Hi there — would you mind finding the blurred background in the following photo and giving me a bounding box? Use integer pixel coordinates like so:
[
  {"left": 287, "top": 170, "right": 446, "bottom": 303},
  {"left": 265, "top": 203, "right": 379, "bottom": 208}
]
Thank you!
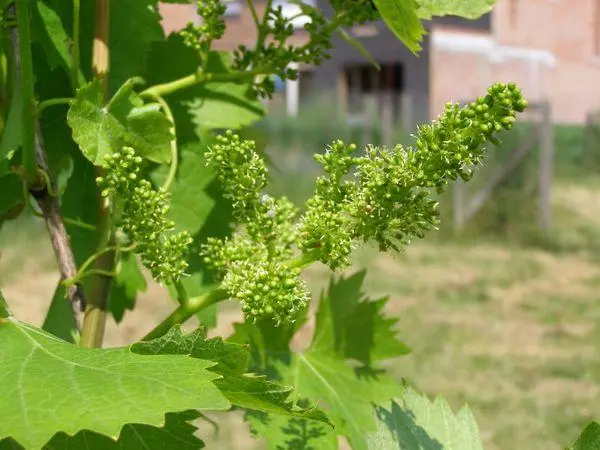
[{"left": 3, "top": 1, "right": 600, "bottom": 448}]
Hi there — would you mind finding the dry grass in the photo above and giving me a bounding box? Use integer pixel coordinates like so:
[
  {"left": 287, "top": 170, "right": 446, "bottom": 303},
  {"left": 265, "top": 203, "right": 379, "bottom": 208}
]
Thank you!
[{"left": 2, "top": 178, "right": 600, "bottom": 449}]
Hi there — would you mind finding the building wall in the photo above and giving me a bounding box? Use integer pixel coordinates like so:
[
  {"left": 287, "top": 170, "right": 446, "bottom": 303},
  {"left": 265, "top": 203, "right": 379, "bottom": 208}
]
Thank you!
[{"left": 430, "top": 0, "right": 600, "bottom": 124}]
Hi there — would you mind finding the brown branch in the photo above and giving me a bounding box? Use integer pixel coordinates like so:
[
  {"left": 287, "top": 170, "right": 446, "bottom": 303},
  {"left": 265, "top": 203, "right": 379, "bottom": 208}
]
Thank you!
[
  {"left": 31, "top": 126, "right": 86, "bottom": 330},
  {"left": 9, "top": 5, "right": 86, "bottom": 330}
]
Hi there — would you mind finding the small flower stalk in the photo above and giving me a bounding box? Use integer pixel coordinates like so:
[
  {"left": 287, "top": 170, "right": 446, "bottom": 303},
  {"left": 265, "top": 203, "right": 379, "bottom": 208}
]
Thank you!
[
  {"left": 96, "top": 147, "right": 192, "bottom": 283},
  {"left": 201, "top": 82, "right": 527, "bottom": 325}
]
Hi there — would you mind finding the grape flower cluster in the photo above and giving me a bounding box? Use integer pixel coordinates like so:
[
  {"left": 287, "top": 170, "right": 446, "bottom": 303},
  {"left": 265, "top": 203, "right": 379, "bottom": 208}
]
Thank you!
[
  {"left": 177, "top": 0, "right": 385, "bottom": 99},
  {"left": 96, "top": 147, "right": 192, "bottom": 283},
  {"left": 202, "top": 132, "right": 308, "bottom": 324},
  {"left": 202, "top": 82, "right": 527, "bottom": 324},
  {"left": 180, "top": 0, "right": 227, "bottom": 54},
  {"left": 232, "top": 3, "right": 334, "bottom": 98},
  {"left": 300, "top": 81, "right": 528, "bottom": 265}
]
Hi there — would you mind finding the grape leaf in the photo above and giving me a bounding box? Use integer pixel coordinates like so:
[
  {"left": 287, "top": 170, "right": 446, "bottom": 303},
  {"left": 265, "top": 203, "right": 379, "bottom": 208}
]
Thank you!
[
  {"left": 0, "top": 88, "right": 22, "bottom": 161},
  {"left": 336, "top": 28, "right": 380, "bottom": 70},
  {"left": 152, "top": 143, "right": 216, "bottom": 236},
  {"left": 571, "top": 422, "right": 600, "bottom": 450},
  {"left": 313, "top": 270, "right": 410, "bottom": 367},
  {"left": 67, "top": 78, "right": 173, "bottom": 165},
  {"left": 132, "top": 326, "right": 331, "bottom": 425},
  {"left": 30, "top": 0, "right": 73, "bottom": 75},
  {"left": 235, "top": 271, "right": 409, "bottom": 450},
  {"left": 248, "top": 414, "right": 338, "bottom": 450},
  {"left": 187, "top": 52, "right": 265, "bottom": 130},
  {"left": 367, "top": 387, "right": 483, "bottom": 450},
  {"left": 58, "top": 149, "right": 99, "bottom": 268},
  {"left": 41, "top": 281, "right": 77, "bottom": 343},
  {"left": 0, "top": 411, "right": 205, "bottom": 450},
  {"left": 371, "top": 0, "right": 425, "bottom": 53},
  {"left": 109, "top": 0, "right": 165, "bottom": 95},
  {"left": 110, "top": 252, "right": 147, "bottom": 323},
  {"left": 0, "top": 318, "right": 229, "bottom": 449},
  {"left": 0, "top": 174, "right": 24, "bottom": 219},
  {"left": 417, "top": 0, "right": 496, "bottom": 19}
]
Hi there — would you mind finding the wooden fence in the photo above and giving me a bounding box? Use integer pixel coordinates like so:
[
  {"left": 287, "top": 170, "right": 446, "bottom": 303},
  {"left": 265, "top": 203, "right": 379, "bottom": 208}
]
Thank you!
[{"left": 452, "top": 101, "right": 554, "bottom": 232}]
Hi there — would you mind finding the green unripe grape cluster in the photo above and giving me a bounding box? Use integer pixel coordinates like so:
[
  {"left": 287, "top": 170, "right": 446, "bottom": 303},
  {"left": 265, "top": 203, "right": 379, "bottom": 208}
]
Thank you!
[
  {"left": 181, "top": 0, "right": 227, "bottom": 52},
  {"left": 203, "top": 133, "right": 306, "bottom": 323},
  {"left": 232, "top": 4, "right": 333, "bottom": 98},
  {"left": 96, "top": 147, "right": 192, "bottom": 282},
  {"left": 202, "top": 82, "right": 527, "bottom": 324}
]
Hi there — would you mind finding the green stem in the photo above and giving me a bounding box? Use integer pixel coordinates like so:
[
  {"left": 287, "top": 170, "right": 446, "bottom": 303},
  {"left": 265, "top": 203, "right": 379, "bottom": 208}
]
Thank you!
[
  {"left": 71, "top": 0, "right": 81, "bottom": 89},
  {"left": 77, "top": 242, "right": 135, "bottom": 279},
  {"left": 289, "top": 249, "right": 321, "bottom": 269},
  {"left": 64, "top": 268, "right": 117, "bottom": 286},
  {"left": 142, "top": 288, "right": 228, "bottom": 341},
  {"left": 255, "top": 0, "right": 273, "bottom": 51},
  {"left": 62, "top": 217, "right": 96, "bottom": 231},
  {"left": 36, "top": 168, "right": 58, "bottom": 197},
  {"left": 38, "top": 97, "right": 73, "bottom": 114},
  {"left": 140, "top": 66, "right": 272, "bottom": 98},
  {"left": 146, "top": 92, "right": 178, "bottom": 190},
  {"left": 172, "top": 278, "right": 190, "bottom": 306},
  {"left": 15, "top": 0, "right": 36, "bottom": 181},
  {"left": 245, "top": 0, "right": 260, "bottom": 29}
]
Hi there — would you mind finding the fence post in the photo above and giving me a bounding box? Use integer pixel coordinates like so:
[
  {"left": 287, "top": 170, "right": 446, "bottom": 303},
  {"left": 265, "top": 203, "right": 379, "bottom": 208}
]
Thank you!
[{"left": 538, "top": 102, "right": 553, "bottom": 231}]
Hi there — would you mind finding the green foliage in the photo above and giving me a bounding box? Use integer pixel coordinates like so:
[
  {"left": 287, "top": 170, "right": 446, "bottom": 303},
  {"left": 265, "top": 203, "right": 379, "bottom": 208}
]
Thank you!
[
  {"left": 201, "top": 83, "right": 527, "bottom": 324},
  {"left": 1, "top": 411, "right": 206, "bottom": 450},
  {"left": 371, "top": 0, "right": 425, "bottom": 53},
  {"left": 131, "top": 326, "right": 331, "bottom": 425},
  {"left": 570, "top": 422, "right": 600, "bottom": 450},
  {"left": 67, "top": 78, "right": 173, "bottom": 165},
  {"left": 367, "top": 387, "right": 483, "bottom": 449},
  {"left": 234, "top": 272, "right": 409, "bottom": 449},
  {"left": 0, "top": 317, "right": 228, "bottom": 448},
  {"left": 417, "top": 0, "right": 497, "bottom": 20},
  {"left": 1, "top": 0, "right": 574, "bottom": 449},
  {"left": 110, "top": 252, "right": 147, "bottom": 323},
  {"left": 97, "top": 146, "right": 192, "bottom": 282}
]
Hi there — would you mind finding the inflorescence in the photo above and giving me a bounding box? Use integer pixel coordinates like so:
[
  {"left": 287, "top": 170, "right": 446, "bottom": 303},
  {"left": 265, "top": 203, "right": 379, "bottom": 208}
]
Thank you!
[
  {"left": 96, "top": 147, "right": 192, "bottom": 283},
  {"left": 202, "top": 82, "right": 527, "bottom": 324},
  {"left": 202, "top": 132, "right": 308, "bottom": 325},
  {"left": 179, "top": 0, "right": 380, "bottom": 98}
]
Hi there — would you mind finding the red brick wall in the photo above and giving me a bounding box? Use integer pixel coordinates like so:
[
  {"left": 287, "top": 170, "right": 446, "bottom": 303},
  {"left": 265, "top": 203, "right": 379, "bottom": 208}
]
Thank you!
[{"left": 431, "top": 0, "right": 600, "bottom": 124}]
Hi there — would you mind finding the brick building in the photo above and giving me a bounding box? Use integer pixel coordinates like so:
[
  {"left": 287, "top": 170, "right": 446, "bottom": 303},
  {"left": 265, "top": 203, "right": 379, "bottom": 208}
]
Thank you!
[{"left": 159, "top": 0, "right": 600, "bottom": 124}]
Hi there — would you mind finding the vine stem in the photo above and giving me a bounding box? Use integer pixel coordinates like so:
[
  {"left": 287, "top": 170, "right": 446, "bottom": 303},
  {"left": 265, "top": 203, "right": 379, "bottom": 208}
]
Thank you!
[
  {"left": 38, "top": 97, "right": 73, "bottom": 114},
  {"left": 245, "top": 0, "right": 260, "bottom": 29},
  {"left": 140, "top": 66, "right": 272, "bottom": 99},
  {"left": 9, "top": 5, "right": 87, "bottom": 330},
  {"left": 142, "top": 288, "right": 229, "bottom": 341},
  {"left": 71, "top": 0, "right": 81, "bottom": 89},
  {"left": 145, "top": 92, "right": 178, "bottom": 190},
  {"left": 172, "top": 279, "right": 190, "bottom": 306},
  {"left": 80, "top": 0, "right": 113, "bottom": 349},
  {"left": 142, "top": 250, "right": 321, "bottom": 340}
]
